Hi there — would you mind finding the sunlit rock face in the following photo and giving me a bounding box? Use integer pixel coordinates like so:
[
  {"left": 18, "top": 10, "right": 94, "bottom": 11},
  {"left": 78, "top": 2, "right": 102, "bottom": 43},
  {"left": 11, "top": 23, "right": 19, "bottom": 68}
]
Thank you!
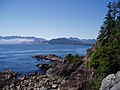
[{"left": 100, "top": 71, "right": 120, "bottom": 90}]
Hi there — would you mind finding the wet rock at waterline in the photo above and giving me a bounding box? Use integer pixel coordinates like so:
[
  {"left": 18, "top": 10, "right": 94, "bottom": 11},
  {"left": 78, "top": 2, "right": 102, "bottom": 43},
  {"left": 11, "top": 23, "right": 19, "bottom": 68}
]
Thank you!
[{"left": 33, "top": 54, "right": 64, "bottom": 61}]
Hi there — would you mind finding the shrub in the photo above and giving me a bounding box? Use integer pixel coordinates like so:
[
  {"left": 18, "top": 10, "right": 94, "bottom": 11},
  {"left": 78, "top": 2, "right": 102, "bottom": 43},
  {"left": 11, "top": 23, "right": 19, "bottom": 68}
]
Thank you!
[{"left": 65, "top": 53, "right": 84, "bottom": 64}]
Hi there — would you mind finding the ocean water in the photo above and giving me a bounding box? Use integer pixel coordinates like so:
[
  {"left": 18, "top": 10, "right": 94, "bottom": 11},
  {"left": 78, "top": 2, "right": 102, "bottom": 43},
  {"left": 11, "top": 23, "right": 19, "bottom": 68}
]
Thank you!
[{"left": 0, "top": 44, "right": 91, "bottom": 74}]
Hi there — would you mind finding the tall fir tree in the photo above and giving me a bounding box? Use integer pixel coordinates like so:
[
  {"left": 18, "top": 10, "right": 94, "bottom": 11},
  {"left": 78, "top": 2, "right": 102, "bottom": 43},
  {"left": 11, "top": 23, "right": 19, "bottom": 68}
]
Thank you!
[{"left": 89, "top": 0, "right": 120, "bottom": 76}]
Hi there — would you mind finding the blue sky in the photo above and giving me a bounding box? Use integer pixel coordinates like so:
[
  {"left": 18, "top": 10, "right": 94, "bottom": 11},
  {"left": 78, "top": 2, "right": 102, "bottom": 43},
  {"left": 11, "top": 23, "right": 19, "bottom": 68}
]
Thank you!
[{"left": 0, "top": 0, "right": 117, "bottom": 40}]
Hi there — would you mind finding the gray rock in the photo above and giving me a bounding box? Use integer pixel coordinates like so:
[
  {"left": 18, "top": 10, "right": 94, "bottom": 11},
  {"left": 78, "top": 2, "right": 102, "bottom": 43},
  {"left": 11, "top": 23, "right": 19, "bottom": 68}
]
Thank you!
[
  {"left": 0, "top": 70, "right": 18, "bottom": 89},
  {"left": 36, "top": 64, "right": 52, "bottom": 71},
  {"left": 117, "top": 71, "right": 120, "bottom": 77},
  {"left": 100, "top": 71, "right": 120, "bottom": 90},
  {"left": 40, "top": 86, "right": 48, "bottom": 90},
  {"left": 52, "top": 84, "right": 58, "bottom": 89},
  {"left": 33, "top": 54, "right": 64, "bottom": 61},
  {"left": 111, "top": 81, "right": 120, "bottom": 90}
]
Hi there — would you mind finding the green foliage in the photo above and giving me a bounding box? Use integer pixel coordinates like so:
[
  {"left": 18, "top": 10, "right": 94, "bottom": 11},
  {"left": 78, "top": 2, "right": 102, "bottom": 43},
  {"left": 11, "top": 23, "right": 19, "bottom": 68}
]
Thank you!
[
  {"left": 89, "top": 1, "right": 120, "bottom": 89},
  {"left": 89, "top": 51, "right": 100, "bottom": 69},
  {"left": 65, "top": 53, "right": 73, "bottom": 61},
  {"left": 87, "top": 48, "right": 93, "bottom": 57},
  {"left": 65, "top": 53, "right": 83, "bottom": 64},
  {"left": 90, "top": 76, "right": 104, "bottom": 90},
  {"left": 89, "top": 0, "right": 120, "bottom": 75},
  {"left": 72, "top": 54, "right": 83, "bottom": 64}
]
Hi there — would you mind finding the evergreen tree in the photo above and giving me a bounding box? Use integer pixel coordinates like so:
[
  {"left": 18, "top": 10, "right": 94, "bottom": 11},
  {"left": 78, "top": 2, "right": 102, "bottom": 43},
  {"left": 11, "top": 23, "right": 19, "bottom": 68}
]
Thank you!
[
  {"left": 89, "top": 1, "right": 120, "bottom": 76},
  {"left": 97, "top": 2, "right": 117, "bottom": 46},
  {"left": 89, "top": 1, "right": 120, "bottom": 89}
]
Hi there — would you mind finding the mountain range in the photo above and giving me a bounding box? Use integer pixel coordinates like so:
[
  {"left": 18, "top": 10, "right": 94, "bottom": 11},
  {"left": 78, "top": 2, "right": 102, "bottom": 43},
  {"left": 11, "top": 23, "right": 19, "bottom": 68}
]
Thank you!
[
  {"left": 0, "top": 36, "right": 96, "bottom": 45},
  {"left": 47, "top": 37, "right": 96, "bottom": 45}
]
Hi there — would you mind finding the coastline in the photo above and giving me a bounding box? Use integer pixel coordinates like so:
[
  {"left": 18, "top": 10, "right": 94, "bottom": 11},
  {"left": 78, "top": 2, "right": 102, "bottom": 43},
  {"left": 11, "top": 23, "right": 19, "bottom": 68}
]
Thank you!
[
  {"left": 0, "top": 54, "right": 92, "bottom": 90},
  {"left": 0, "top": 44, "right": 90, "bottom": 74}
]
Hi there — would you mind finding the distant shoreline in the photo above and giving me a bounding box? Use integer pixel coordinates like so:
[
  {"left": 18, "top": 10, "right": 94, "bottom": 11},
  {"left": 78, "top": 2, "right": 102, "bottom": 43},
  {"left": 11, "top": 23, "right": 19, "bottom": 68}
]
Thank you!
[{"left": 0, "top": 36, "right": 96, "bottom": 45}]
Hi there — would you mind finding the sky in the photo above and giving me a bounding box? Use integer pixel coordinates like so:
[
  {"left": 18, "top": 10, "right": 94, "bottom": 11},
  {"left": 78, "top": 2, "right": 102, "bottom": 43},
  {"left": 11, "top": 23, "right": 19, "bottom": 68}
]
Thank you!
[{"left": 0, "top": 0, "right": 117, "bottom": 40}]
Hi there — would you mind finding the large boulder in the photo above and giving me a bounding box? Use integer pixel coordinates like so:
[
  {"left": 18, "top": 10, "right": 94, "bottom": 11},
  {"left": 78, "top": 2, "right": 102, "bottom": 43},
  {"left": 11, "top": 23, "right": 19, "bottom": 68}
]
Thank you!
[{"left": 100, "top": 71, "right": 120, "bottom": 90}]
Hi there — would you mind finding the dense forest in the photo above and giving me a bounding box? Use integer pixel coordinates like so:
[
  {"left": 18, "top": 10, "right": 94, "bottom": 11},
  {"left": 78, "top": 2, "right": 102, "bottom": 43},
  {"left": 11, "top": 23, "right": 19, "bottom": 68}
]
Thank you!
[{"left": 88, "top": 0, "right": 120, "bottom": 89}]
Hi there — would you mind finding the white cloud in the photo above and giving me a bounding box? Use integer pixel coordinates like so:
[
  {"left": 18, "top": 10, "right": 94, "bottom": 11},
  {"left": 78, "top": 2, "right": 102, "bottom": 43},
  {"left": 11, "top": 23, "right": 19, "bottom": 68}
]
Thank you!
[{"left": 0, "top": 38, "right": 35, "bottom": 44}]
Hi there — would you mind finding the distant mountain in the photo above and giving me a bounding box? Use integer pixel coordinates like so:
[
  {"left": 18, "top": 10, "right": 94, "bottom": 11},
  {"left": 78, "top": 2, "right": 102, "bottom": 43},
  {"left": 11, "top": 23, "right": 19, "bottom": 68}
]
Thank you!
[
  {"left": 47, "top": 38, "right": 90, "bottom": 45},
  {"left": 47, "top": 37, "right": 96, "bottom": 45},
  {"left": 0, "top": 36, "right": 47, "bottom": 44},
  {"left": 68, "top": 37, "right": 96, "bottom": 44},
  {"left": 68, "top": 37, "right": 80, "bottom": 41},
  {"left": 0, "top": 36, "right": 96, "bottom": 45},
  {"left": 81, "top": 39, "right": 96, "bottom": 44}
]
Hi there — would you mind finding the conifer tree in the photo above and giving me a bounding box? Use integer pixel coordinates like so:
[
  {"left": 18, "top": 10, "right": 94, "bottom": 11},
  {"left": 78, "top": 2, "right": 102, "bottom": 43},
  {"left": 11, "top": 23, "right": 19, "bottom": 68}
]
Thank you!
[{"left": 89, "top": 0, "right": 120, "bottom": 76}]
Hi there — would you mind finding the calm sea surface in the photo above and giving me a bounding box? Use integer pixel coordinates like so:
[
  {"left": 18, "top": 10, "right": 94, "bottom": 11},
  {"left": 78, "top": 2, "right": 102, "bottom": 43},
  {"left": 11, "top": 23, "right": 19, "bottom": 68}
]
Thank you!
[{"left": 0, "top": 44, "right": 91, "bottom": 74}]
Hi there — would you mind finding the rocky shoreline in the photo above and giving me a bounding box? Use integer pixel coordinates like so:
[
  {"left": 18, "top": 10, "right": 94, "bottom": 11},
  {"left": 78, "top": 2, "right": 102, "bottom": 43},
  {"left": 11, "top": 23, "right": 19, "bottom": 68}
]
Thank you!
[
  {"left": 32, "top": 54, "right": 64, "bottom": 61},
  {"left": 1, "top": 63, "right": 90, "bottom": 90},
  {"left": 0, "top": 70, "right": 18, "bottom": 90},
  {"left": 1, "top": 54, "right": 120, "bottom": 90},
  {"left": 2, "top": 73, "right": 63, "bottom": 90},
  {"left": 0, "top": 54, "right": 93, "bottom": 90},
  {"left": 0, "top": 54, "right": 65, "bottom": 90}
]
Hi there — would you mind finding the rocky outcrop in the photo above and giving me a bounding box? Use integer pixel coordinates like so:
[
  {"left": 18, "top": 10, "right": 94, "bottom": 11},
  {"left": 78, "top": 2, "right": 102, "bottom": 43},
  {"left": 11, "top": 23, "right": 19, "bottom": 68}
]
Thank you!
[
  {"left": 36, "top": 63, "right": 52, "bottom": 71},
  {"left": 46, "top": 60, "right": 83, "bottom": 77},
  {"left": 33, "top": 54, "right": 64, "bottom": 61},
  {"left": 46, "top": 60, "right": 93, "bottom": 90},
  {"left": 1, "top": 54, "right": 94, "bottom": 90},
  {"left": 100, "top": 71, "right": 120, "bottom": 90},
  {"left": 60, "top": 63, "right": 92, "bottom": 90},
  {"left": 2, "top": 58, "right": 93, "bottom": 90},
  {"left": 2, "top": 61, "right": 91, "bottom": 90},
  {"left": 3, "top": 73, "right": 63, "bottom": 90},
  {"left": 0, "top": 70, "right": 18, "bottom": 89}
]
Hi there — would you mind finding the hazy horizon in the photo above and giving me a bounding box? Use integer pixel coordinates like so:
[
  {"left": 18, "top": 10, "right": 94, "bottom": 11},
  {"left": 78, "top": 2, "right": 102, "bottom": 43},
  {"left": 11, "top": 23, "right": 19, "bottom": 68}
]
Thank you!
[
  {"left": 0, "top": 0, "right": 116, "bottom": 40},
  {"left": 0, "top": 35, "right": 97, "bottom": 40}
]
